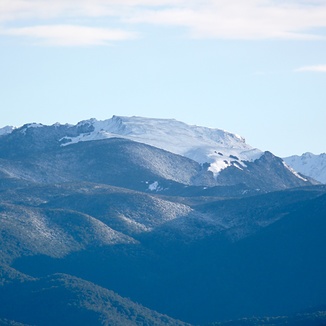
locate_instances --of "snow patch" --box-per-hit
[27,123,44,128]
[148,181,161,191]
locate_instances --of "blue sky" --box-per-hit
[1,0,326,157]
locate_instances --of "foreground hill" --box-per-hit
[0,181,325,324]
[0,273,188,326]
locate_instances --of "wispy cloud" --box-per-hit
[295,65,326,72]
[1,0,326,46]
[1,25,138,46]
[126,4,326,40]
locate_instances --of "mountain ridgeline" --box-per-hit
[0,116,314,193]
[0,116,325,326]
[284,152,326,184]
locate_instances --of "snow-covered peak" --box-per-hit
[62,115,263,175]
[16,123,45,135]
[0,126,15,136]
[284,152,326,183]
[26,123,44,128]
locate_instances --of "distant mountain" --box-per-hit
[284,152,326,184]
[0,126,15,136]
[0,116,312,193]
[59,116,263,176]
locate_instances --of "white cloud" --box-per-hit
[295,65,326,72]
[1,25,137,46]
[1,0,326,45]
[126,1,326,40]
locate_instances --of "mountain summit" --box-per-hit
[61,115,263,176]
[284,152,326,184]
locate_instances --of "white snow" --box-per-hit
[148,181,161,191]
[282,161,308,182]
[284,152,326,183]
[0,126,15,136]
[18,123,45,135]
[26,123,44,128]
[62,115,263,175]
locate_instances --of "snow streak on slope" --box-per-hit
[284,152,326,183]
[61,116,263,175]
[282,161,308,182]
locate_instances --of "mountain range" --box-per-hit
[284,152,326,184]
[0,116,325,326]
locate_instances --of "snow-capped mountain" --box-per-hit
[284,152,326,184]
[0,115,311,192]
[59,116,263,176]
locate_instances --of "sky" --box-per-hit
[0,0,326,157]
